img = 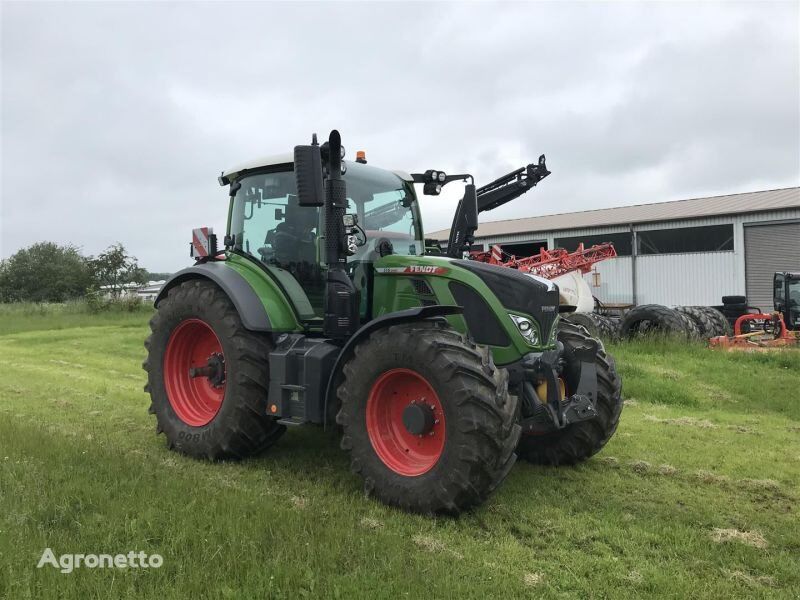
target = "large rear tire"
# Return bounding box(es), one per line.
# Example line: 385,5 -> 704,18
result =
143,280 -> 285,460
336,321 -> 520,514
620,304 -> 687,338
516,320 -> 623,465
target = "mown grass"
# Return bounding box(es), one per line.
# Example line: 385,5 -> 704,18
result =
0,309 -> 798,598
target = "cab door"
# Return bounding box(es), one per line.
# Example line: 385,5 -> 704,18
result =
229,168 -> 326,320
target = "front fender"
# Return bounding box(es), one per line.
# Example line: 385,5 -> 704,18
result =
322,304 -> 464,427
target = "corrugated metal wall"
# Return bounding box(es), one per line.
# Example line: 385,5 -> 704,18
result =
472,209 -> 800,307
634,252 -> 737,305
744,222 -> 800,311
583,253 -> 737,306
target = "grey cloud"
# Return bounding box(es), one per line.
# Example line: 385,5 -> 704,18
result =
2,1 -> 798,271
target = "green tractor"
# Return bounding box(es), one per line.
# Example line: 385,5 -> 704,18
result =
143,130 -> 622,514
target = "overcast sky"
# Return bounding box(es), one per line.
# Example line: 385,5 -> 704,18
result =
2,1 -> 798,272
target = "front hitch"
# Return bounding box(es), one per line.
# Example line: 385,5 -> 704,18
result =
517,339 -> 599,434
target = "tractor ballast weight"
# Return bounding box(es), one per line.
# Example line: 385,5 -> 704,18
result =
144,130 -> 623,514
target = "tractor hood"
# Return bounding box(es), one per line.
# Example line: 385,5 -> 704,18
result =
452,258 -> 561,345
372,254 -> 561,360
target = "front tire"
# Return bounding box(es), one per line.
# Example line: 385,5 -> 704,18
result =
336,321 -> 520,514
517,320 -> 622,465
143,279 -> 285,460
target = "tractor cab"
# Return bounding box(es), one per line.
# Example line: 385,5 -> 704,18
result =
221,155 -> 425,323
774,271 -> 800,330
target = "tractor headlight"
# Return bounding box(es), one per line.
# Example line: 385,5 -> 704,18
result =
509,314 -> 539,346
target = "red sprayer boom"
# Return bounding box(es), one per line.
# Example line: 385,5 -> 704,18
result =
471,242 -> 617,279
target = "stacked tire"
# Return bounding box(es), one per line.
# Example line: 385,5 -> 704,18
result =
718,295 -> 760,331
675,306 -> 731,338
619,304 -> 730,340
620,304 -> 688,339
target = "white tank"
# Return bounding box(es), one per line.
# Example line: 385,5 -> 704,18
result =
553,271 -> 594,313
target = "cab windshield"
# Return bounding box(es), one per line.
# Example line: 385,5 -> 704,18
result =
789,279 -> 800,308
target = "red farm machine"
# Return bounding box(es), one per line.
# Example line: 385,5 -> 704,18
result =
709,271 -> 800,350
470,242 -> 617,280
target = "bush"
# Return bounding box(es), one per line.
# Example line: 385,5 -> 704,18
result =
85,290 -> 109,314
122,296 -> 143,312
0,243 -> 93,302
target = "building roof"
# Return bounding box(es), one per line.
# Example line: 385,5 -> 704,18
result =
428,187 -> 800,240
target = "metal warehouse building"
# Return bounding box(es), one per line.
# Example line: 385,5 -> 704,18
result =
430,187 -> 800,309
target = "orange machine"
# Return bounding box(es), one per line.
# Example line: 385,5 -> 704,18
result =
709,312 -> 800,350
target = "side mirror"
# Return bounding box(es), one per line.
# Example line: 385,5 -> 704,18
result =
462,183 -> 478,232
293,144 -> 324,207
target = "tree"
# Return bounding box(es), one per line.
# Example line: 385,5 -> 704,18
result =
89,243 -> 148,298
0,242 -> 94,302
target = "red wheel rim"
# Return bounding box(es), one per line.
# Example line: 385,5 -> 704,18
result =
366,368 -> 445,476
164,319 -> 225,427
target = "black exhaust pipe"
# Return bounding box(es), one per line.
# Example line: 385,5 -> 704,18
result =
322,130 -> 359,341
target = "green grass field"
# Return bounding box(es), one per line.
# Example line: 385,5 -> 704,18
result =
1,306 -> 798,598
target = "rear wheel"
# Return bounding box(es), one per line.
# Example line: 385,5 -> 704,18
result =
336,321 -> 520,514
517,320 -> 622,465
143,279 -> 285,460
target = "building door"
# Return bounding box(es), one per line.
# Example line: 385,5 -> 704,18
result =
744,222 -> 800,312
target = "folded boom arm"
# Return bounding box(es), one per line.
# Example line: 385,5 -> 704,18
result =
444,155 -> 550,257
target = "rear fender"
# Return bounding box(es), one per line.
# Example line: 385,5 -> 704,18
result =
155,261 -> 301,332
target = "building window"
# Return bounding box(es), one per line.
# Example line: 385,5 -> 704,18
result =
498,241 -> 547,257
637,224 -> 733,255
554,232 -> 633,256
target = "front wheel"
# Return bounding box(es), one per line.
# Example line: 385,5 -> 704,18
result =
336,321 -> 520,514
517,320 -> 623,465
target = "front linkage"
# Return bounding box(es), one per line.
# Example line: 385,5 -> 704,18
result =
509,336 -> 599,435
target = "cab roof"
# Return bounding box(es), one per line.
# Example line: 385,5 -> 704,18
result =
220,152 -> 413,185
